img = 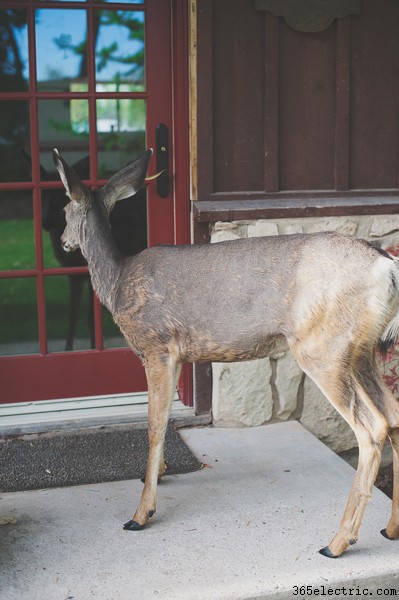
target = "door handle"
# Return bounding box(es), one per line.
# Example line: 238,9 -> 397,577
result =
155,123 -> 169,198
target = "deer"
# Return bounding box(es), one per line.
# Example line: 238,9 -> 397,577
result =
53,147 -> 399,559
26,151 -> 148,351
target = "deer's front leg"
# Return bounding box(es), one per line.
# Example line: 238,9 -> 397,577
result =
123,356 -> 181,531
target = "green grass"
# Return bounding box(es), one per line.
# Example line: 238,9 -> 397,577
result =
0,219 -> 59,270
0,220 -> 36,270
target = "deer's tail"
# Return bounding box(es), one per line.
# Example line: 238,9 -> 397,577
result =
379,257 -> 399,354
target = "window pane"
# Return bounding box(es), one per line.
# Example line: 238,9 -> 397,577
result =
45,275 -> 94,353
97,98 -> 145,178
35,9 -> 88,92
0,100 -> 31,183
0,9 -> 29,92
0,191 -> 35,271
95,10 -> 145,92
38,99 -> 89,179
0,278 -> 39,356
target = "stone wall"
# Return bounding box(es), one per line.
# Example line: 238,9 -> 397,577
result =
210,214 -> 399,454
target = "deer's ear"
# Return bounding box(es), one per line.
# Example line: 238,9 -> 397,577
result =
98,149 -> 153,212
53,148 -> 91,205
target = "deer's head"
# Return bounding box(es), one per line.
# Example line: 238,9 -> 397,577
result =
53,148 -> 153,253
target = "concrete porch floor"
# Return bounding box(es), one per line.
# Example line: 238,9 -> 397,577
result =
1,421 -> 399,600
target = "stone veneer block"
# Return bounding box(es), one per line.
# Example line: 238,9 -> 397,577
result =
210,224 -> 247,244
247,220 -> 278,237
212,359 -> 273,427
305,218 -> 358,235
368,215 -> 399,237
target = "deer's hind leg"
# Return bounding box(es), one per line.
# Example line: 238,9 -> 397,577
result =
349,377 -> 399,542
374,384 -> 399,541
291,342 -> 389,557
382,428 -> 399,540
123,355 -> 182,531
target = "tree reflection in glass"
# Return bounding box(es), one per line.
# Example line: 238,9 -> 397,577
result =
0,9 -> 29,93
95,10 -> 145,92
35,9 -> 88,92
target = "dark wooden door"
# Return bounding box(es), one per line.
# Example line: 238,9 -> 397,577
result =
0,0 -> 191,404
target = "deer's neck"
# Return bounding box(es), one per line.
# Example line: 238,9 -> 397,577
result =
80,201 -> 124,312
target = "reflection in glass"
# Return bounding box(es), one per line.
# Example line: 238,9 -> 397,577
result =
95,10 -> 145,92
35,9 -> 88,92
38,99 -> 89,178
0,100 -> 31,183
45,275 -> 94,353
41,157 -> 90,269
103,182 -> 147,351
0,278 -> 39,356
97,99 -> 145,178
0,191 -> 35,271
0,9 -> 29,92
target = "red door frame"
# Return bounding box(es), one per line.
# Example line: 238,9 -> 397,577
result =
0,0 -> 192,405
172,0 -> 193,406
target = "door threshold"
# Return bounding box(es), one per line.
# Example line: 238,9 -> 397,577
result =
0,393 -> 194,436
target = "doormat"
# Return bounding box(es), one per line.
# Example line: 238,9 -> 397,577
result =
0,426 -> 202,493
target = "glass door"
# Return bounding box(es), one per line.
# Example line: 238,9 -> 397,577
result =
0,0 -> 182,403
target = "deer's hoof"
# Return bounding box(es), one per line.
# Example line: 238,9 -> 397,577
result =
319,546 -> 339,559
123,510 -> 155,531
123,519 -> 145,531
380,528 -> 397,540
